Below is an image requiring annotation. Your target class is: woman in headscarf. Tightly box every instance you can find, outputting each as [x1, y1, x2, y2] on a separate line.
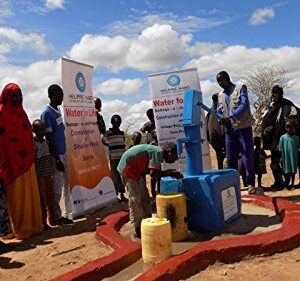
[0, 83, 43, 239]
[261, 85, 300, 189]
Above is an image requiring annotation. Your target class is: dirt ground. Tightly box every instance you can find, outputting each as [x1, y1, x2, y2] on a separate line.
[187, 247, 300, 281]
[0, 201, 128, 281]
[1, 149, 300, 281]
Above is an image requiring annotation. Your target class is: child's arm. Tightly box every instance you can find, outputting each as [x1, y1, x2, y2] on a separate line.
[33, 139, 38, 158]
[154, 169, 183, 179]
[278, 136, 283, 153]
[122, 132, 126, 148]
[263, 125, 274, 136]
[41, 111, 65, 172]
[101, 133, 108, 146]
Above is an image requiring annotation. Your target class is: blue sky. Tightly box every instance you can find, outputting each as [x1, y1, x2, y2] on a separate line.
[0, 0, 300, 131]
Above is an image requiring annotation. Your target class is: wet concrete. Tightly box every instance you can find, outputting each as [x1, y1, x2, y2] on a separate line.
[104, 203, 281, 281]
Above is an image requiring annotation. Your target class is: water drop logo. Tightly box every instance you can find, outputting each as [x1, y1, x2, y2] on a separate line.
[75, 72, 86, 92]
[167, 74, 180, 87]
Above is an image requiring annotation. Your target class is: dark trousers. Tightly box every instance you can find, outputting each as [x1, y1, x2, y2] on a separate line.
[110, 159, 125, 194]
[225, 127, 255, 186]
[37, 175, 54, 225]
[270, 149, 284, 187]
[238, 158, 247, 186]
[211, 145, 226, 169]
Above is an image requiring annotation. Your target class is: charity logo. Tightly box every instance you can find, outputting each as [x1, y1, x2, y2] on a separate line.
[75, 72, 86, 92]
[167, 74, 181, 87]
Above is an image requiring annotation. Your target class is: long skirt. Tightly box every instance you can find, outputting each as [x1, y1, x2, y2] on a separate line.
[5, 164, 43, 239]
[0, 182, 10, 237]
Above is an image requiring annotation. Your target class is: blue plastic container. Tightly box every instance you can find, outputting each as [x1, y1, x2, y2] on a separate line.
[160, 177, 181, 193]
[160, 168, 241, 232]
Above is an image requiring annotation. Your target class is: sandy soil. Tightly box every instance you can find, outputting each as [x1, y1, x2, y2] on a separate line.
[0, 201, 128, 281]
[187, 247, 300, 281]
[1, 148, 300, 281]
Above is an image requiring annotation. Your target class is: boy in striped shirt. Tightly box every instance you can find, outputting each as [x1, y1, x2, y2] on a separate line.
[103, 114, 127, 201]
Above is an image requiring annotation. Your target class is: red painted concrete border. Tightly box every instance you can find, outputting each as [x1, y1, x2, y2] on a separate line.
[51, 211, 141, 281]
[136, 195, 300, 281]
[52, 195, 300, 281]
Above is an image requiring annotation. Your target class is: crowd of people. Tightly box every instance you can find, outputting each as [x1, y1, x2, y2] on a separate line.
[0, 81, 179, 249]
[212, 71, 300, 194]
[1, 69, 300, 249]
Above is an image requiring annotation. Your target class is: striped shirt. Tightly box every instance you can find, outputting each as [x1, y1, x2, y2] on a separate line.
[34, 137, 53, 177]
[104, 128, 126, 160]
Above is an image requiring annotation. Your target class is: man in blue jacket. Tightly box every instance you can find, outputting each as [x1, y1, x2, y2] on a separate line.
[216, 71, 256, 194]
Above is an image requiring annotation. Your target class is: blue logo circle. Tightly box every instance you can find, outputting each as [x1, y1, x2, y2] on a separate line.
[75, 72, 86, 92]
[167, 74, 180, 87]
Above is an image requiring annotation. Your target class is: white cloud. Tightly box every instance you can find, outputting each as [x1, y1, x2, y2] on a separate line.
[69, 24, 192, 72]
[45, 0, 65, 10]
[108, 12, 230, 35]
[185, 45, 300, 78]
[0, 1, 13, 20]
[200, 80, 220, 99]
[249, 7, 275, 25]
[2, 25, 300, 134]
[127, 24, 191, 71]
[0, 27, 50, 55]
[68, 34, 131, 72]
[0, 43, 11, 54]
[184, 45, 300, 107]
[96, 78, 144, 96]
[187, 42, 225, 57]
[102, 99, 152, 132]
[0, 60, 61, 121]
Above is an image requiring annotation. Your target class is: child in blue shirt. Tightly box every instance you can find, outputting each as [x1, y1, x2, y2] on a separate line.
[278, 119, 299, 190]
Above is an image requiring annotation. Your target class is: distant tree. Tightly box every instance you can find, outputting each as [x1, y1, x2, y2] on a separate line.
[124, 120, 134, 135]
[123, 120, 134, 147]
[240, 65, 291, 135]
[124, 120, 148, 147]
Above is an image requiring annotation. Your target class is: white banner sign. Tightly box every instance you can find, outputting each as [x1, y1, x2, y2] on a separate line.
[148, 68, 211, 171]
[62, 58, 116, 218]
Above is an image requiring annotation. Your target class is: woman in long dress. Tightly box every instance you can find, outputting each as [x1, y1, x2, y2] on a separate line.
[0, 83, 43, 239]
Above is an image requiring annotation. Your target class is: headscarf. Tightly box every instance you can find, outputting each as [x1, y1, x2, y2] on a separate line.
[261, 98, 300, 150]
[0, 83, 34, 185]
